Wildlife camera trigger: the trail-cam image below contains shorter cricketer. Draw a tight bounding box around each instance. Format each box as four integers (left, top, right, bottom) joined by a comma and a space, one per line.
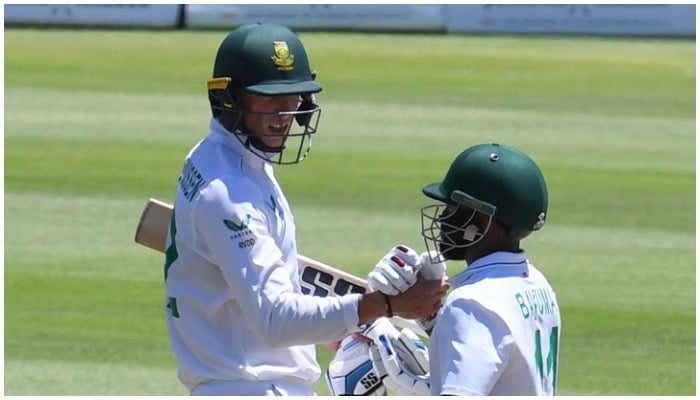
421, 143, 561, 395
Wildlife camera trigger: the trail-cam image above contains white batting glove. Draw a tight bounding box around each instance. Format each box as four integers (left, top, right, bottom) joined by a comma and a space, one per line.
419, 250, 447, 280
325, 334, 387, 396
367, 245, 421, 295
364, 318, 426, 376
365, 319, 430, 396
417, 250, 447, 332
361, 317, 400, 344
369, 340, 402, 394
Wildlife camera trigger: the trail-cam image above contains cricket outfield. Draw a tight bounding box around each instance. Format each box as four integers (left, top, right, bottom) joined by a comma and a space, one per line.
4, 28, 695, 395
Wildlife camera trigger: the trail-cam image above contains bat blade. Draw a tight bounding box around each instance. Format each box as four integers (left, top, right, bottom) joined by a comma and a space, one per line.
134, 198, 427, 337
135, 198, 173, 252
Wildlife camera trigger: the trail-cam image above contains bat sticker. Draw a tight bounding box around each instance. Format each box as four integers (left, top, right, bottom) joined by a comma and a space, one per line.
300, 266, 367, 297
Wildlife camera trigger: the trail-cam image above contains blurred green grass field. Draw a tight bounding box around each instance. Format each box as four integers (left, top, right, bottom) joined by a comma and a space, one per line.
4, 28, 695, 395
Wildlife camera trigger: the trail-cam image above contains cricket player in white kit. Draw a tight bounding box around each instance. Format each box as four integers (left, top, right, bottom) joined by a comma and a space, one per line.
163, 23, 448, 396
421, 143, 561, 395
366, 143, 561, 396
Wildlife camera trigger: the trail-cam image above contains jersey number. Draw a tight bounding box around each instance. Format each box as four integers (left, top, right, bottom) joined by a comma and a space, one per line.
535, 326, 559, 394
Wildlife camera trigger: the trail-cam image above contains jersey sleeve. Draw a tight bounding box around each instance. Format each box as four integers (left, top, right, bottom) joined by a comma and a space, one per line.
431, 297, 513, 396
191, 177, 360, 345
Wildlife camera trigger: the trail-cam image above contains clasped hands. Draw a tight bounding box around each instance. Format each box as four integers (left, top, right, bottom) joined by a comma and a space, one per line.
326, 245, 448, 396
367, 245, 449, 326
362, 245, 449, 395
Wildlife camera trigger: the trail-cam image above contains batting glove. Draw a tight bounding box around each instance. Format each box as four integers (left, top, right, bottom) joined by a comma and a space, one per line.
417, 250, 447, 331
365, 319, 430, 396
419, 250, 447, 280
325, 334, 387, 396
367, 245, 421, 295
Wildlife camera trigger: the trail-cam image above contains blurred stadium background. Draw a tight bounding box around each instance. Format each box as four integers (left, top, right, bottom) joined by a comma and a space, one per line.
4, 4, 696, 36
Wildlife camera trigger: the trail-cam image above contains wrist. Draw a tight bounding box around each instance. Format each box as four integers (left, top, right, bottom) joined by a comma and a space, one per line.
357, 291, 395, 326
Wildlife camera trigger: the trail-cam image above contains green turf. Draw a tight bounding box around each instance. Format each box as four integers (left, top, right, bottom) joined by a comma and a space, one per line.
4, 28, 695, 395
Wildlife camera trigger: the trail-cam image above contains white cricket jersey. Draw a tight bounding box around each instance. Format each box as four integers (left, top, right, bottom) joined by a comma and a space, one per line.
164, 119, 361, 392
429, 250, 561, 396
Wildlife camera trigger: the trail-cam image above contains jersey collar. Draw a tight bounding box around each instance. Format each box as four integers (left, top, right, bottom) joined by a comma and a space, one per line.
449, 250, 529, 287
469, 250, 527, 270
209, 118, 268, 169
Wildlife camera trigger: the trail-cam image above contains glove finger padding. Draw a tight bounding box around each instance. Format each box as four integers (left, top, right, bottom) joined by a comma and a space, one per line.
419, 250, 447, 280
362, 318, 427, 373
396, 328, 429, 376
367, 245, 421, 295
416, 250, 448, 332
325, 334, 387, 396
369, 344, 403, 395
361, 317, 399, 343
368, 325, 431, 396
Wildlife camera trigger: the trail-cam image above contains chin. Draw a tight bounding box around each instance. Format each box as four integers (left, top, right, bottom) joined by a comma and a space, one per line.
439, 245, 467, 261
265, 140, 285, 149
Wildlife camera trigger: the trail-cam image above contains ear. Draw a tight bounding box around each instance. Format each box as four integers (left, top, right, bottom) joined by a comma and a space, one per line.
491, 218, 527, 246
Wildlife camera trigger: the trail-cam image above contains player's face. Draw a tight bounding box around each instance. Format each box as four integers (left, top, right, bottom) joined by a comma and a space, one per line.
437, 204, 471, 260
238, 92, 301, 148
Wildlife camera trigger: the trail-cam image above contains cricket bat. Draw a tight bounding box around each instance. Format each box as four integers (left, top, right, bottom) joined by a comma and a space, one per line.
134, 198, 427, 337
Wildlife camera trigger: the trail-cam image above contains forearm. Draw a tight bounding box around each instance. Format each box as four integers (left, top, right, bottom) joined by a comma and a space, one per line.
261, 292, 362, 347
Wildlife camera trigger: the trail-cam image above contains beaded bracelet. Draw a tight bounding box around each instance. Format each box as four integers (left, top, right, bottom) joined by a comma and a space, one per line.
383, 293, 394, 318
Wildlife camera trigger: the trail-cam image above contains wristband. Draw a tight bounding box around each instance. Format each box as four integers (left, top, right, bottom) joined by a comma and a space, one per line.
383, 293, 394, 318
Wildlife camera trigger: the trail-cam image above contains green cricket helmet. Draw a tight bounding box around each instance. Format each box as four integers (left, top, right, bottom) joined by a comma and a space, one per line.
421, 143, 548, 259
208, 23, 322, 164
